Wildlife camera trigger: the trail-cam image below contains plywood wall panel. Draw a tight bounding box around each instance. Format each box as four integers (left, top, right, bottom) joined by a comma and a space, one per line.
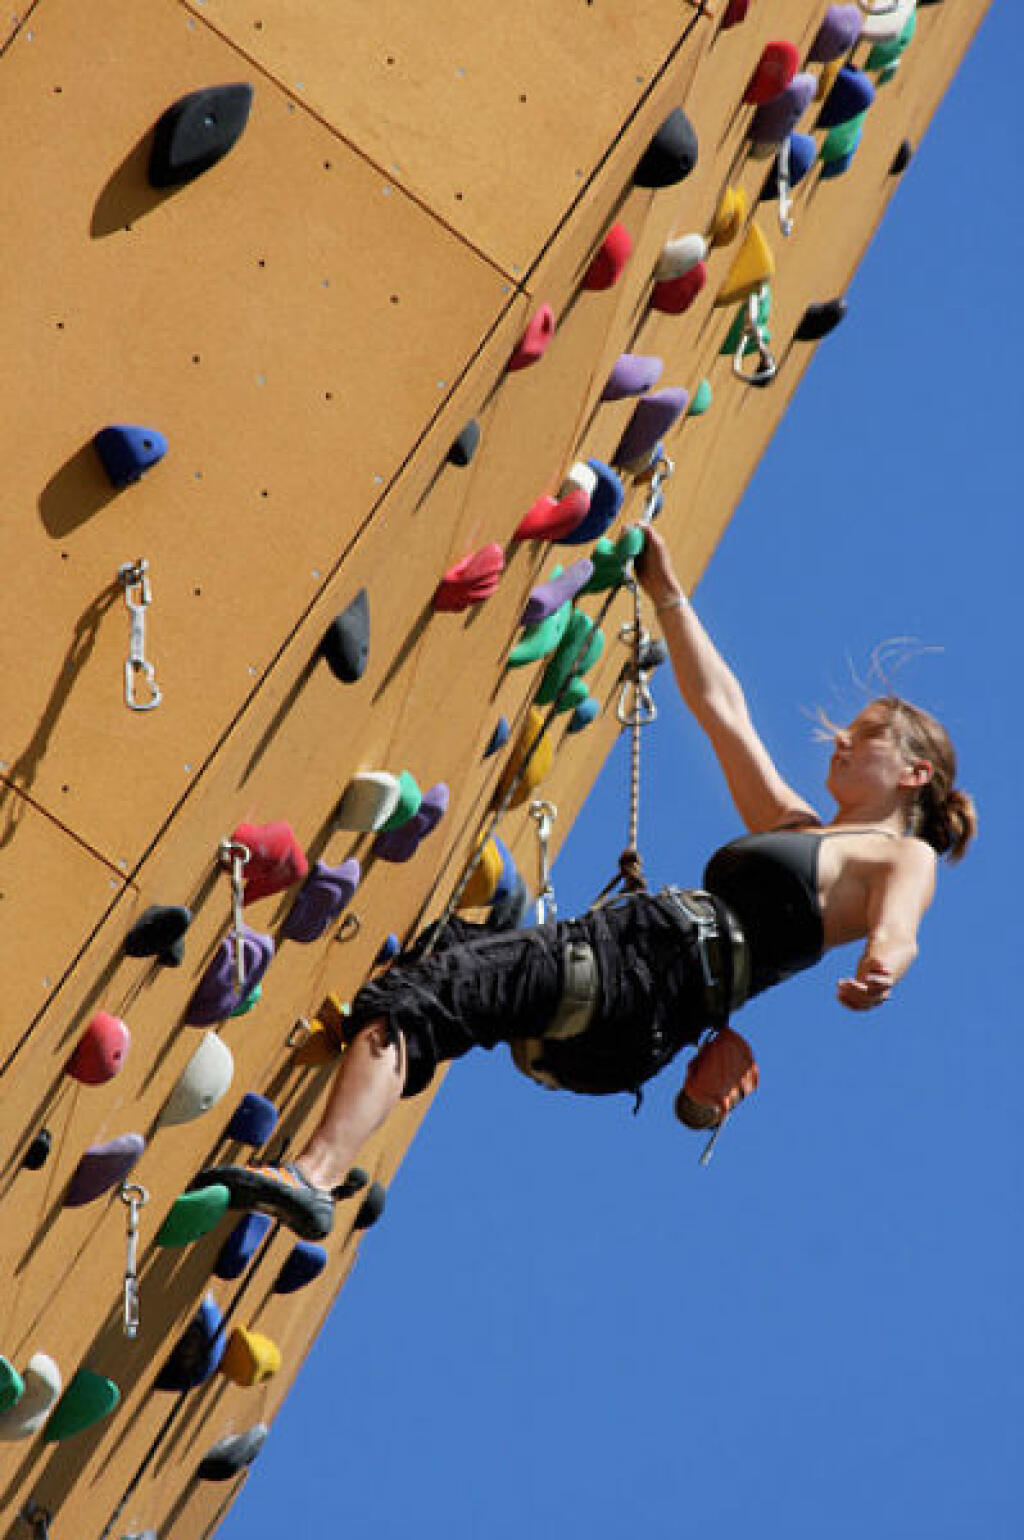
189, 0, 705, 278
0, 0, 513, 872
0, 782, 129, 1068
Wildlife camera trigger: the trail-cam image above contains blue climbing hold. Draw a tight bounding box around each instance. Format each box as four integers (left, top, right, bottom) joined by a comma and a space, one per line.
821, 147, 857, 179
93, 426, 168, 488
274, 1241, 329, 1295
224, 1092, 279, 1147
376, 934, 400, 966
213, 1212, 272, 1280
761, 133, 817, 202
558, 460, 624, 546
568, 697, 600, 733
484, 718, 510, 757
155, 1296, 226, 1391
818, 67, 875, 129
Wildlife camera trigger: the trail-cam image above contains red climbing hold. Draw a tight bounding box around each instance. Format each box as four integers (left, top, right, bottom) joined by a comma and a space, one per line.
513, 488, 589, 542
507, 305, 555, 372
433, 544, 505, 611
722, 0, 753, 26
582, 223, 633, 291
650, 262, 707, 316
743, 42, 800, 105
67, 1013, 130, 1086
231, 822, 309, 904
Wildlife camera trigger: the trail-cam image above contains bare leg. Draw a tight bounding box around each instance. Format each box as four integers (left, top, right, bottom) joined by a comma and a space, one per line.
294, 1019, 405, 1191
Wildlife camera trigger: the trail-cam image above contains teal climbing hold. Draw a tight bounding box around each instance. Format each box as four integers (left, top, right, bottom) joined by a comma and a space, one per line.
553, 677, 589, 715
582, 528, 644, 595
0, 1358, 24, 1414
379, 771, 422, 833
156, 1185, 230, 1246
866, 9, 917, 70
508, 599, 572, 668
229, 982, 263, 1017
688, 379, 713, 418
536, 613, 604, 704
721, 288, 771, 357
43, 1368, 120, 1442
821, 113, 866, 165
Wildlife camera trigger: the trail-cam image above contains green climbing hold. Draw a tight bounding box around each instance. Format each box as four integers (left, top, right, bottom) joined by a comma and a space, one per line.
536, 612, 604, 705
378, 771, 422, 833
821, 112, 867, 164
156, 1184, 230, 1247
508, 598, 572, 667
0, 1358, 24, 1414
553, 677, 590, 714
688, 379, 713, 417
721, 288, 771, 357
42, 1368, 120, 1442
866, 10, 916, 70
582, 528, 644, 595
230, 983, 262, 1018
876, 63, 900, 86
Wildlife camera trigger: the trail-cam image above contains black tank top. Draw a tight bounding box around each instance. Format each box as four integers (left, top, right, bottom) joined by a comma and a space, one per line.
703, 829, 826, 999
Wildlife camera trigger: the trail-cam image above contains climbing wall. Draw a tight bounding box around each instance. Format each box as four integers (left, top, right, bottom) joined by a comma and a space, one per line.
0, 1, 990, 1535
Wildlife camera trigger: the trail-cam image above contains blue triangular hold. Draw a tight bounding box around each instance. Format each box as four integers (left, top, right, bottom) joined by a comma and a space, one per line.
818, 67, 875, 129
274, 1241, 329, 1294
558, 461, 624, 546
93, 426, 168, 488
155, 1295, 226, 1391
760, 133, 817, 202
223, 1092, 279, 1147
214, 1212, 272, 1280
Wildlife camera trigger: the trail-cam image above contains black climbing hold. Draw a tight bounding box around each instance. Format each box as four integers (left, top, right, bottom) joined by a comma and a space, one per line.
23, 1129, 52, 1171
354, 1180, 386, 1231
224, 1092, 279, 1147
321, 589, 370, 683
332, 1166, 370, 1201
889, 138, 914, 176
155, 1296, 226, 1392
93, 426, 168, 488
123, 904, 192, 966
448, 420, 481, 467
197, 1423, 268, 1482
148, 83, 254, 188
634, 109, 698, 188
795, 298, 848, 342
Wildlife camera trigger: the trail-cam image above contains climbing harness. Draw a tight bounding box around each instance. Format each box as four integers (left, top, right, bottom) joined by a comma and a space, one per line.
120, 1181, 149, 1339
218, 838, 251, 991
528, 799, 558, 924
118, 560, 161, 711
733, 287, 777, 386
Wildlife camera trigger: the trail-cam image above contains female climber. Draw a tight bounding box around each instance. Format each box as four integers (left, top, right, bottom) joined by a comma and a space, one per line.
193, 527, 976, 1241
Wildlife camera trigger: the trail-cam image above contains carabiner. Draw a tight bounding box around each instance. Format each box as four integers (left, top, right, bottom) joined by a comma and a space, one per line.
118, 560, 162, 712
732, 288, 777, 388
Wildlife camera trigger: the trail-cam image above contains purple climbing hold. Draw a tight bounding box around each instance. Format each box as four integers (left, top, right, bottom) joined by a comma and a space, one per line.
613, 389, 689, 470
65, 1134, 146, 1208
808, 5, 863, 62
372, 783, 448, 864
521, 560, 594, 627
184, 928, 274, 1026
281, 858, 360, 943
749, 74, 816, 147
600, 354, 664, 402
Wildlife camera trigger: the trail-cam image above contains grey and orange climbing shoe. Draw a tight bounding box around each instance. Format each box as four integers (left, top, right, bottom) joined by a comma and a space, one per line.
190, 1162, 334, 1241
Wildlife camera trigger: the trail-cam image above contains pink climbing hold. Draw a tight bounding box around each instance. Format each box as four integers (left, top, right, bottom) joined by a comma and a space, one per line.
582, 222, 633, 291
743, 42, 800, 106
67, 1013, 130, 1086
507, 305, 555, 372
232, 822, 308, 905
650, 262, 707, 316
433, 544, 505, 612
513, 488, 590, 543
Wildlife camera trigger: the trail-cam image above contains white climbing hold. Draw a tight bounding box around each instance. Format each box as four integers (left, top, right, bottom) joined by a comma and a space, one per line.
558, 462, 599, 501
158, 1032, 235, 1127
653, 233, 707, 282
336, 772, 402, 831
0, 1353, 62, 1441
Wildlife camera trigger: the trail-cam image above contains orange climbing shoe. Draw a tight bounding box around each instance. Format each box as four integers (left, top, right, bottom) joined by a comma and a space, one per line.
674, 1027, 759, 1129
190, 1162, 333, 1241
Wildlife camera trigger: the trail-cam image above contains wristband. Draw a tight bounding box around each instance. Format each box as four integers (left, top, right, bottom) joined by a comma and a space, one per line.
655, 593, 690, 614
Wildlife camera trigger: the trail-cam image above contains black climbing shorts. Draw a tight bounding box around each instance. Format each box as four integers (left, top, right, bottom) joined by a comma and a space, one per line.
345, 893, 710, 1098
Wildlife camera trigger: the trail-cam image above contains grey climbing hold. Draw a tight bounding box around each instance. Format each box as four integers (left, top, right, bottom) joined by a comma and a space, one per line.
448, 420, 481, 467
197, 1423, 269, 1481
321, 589, 370, 683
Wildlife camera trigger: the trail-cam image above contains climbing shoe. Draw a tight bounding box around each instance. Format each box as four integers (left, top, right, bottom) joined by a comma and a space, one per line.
190, 1162, 334, 1241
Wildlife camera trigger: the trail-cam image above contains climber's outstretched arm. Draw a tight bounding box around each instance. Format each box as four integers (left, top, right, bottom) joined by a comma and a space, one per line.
635, 528, 818, 834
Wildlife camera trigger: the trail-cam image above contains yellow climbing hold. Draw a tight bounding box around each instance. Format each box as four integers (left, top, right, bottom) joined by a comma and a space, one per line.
494, 707, 554, 810
457, 838, 503, 910
816, 59, 842, 102
708, 185, 747, 249
293, 995, 348, 1067
221, 1328, 282, 1387
715, 223, 775, 306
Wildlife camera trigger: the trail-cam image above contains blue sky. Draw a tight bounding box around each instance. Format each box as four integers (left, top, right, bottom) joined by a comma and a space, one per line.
223, 10, 1021, 1538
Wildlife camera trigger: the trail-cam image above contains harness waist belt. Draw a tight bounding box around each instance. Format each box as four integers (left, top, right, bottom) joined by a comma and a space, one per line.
658, 887, 750, 1020
510, 937, 598, 1091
